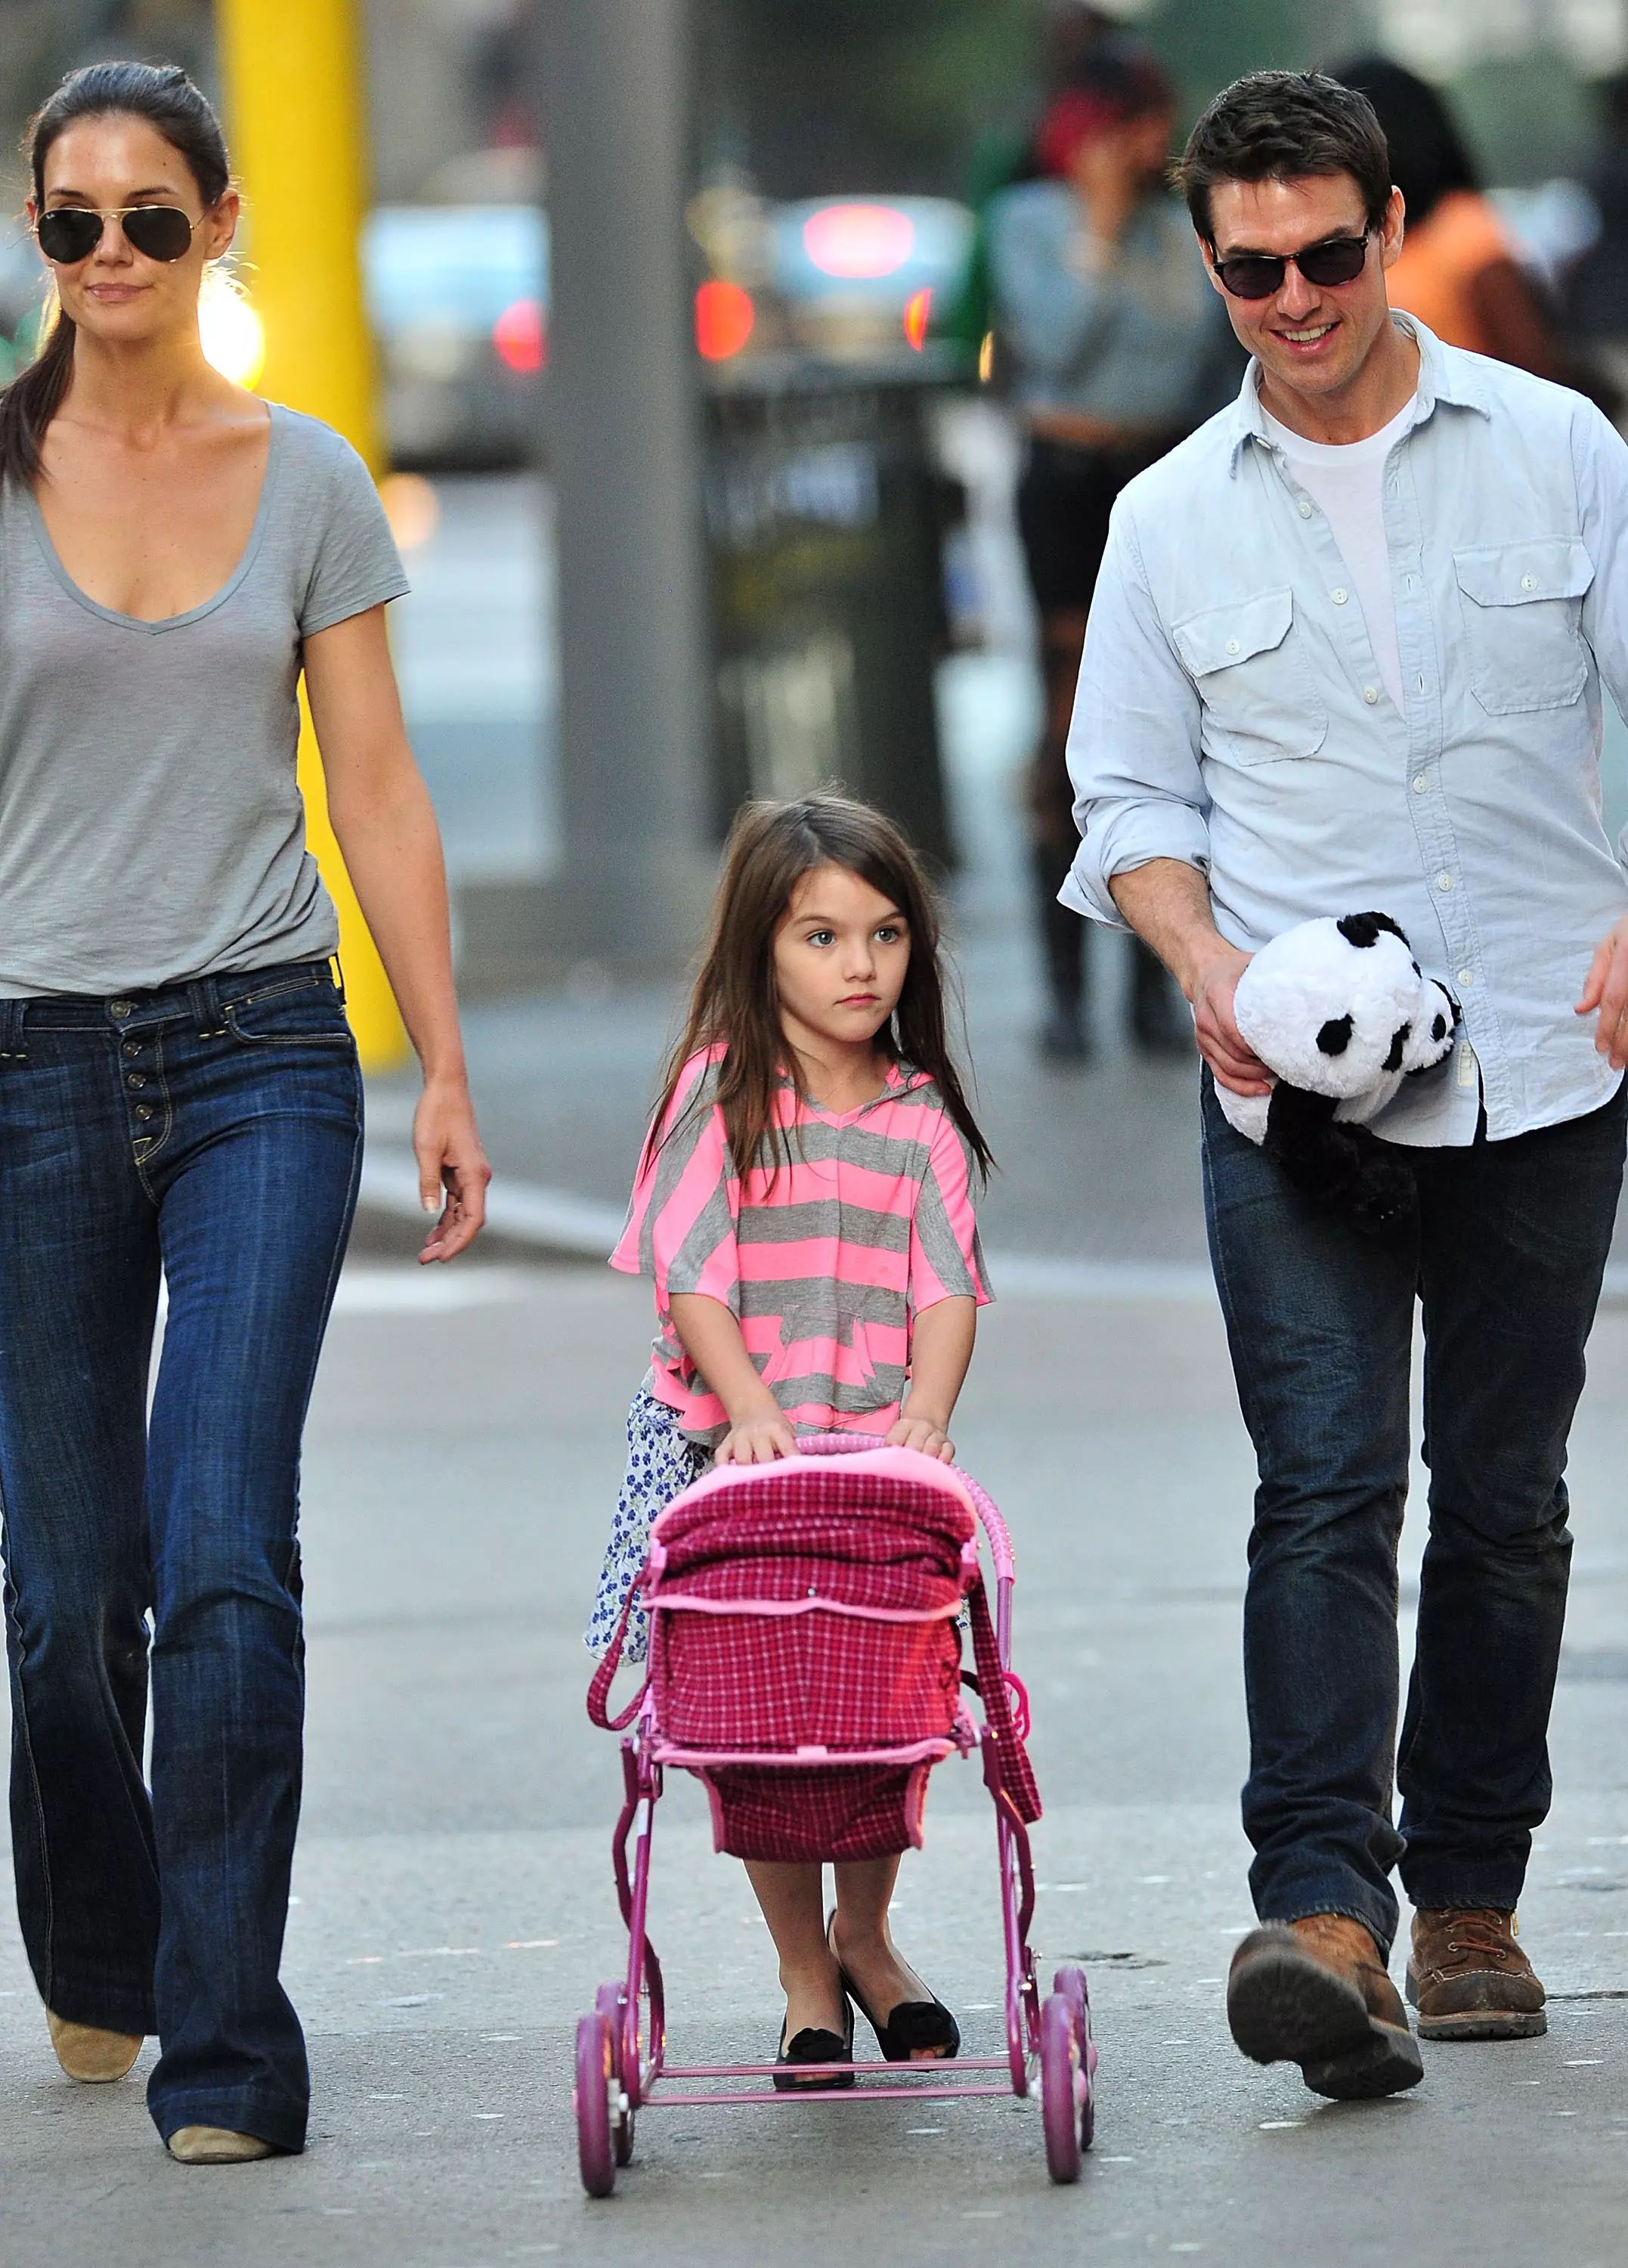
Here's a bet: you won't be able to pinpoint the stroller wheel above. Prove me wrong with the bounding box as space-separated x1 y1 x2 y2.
596 1984 637 2165
574 2012 617 2197
1040 1993 1083 2184
1053 1966 1096 2148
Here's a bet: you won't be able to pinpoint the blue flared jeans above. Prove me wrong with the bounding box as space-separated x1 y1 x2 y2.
0 960 361 2152
1200 1070 1627 1960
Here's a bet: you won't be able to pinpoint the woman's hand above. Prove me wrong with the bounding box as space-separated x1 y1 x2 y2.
413 1074 491 1263
887 1413 955 1463
714 1408 799 1465
1067 124 1142 247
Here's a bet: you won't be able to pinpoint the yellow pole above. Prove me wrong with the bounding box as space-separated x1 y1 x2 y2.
216 0 409 1070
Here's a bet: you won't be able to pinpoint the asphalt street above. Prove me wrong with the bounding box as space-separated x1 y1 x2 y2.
7 1269 1628 2263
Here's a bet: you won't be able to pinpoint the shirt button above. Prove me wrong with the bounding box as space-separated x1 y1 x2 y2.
1457 969 1475 987
110 999 132 1019
1436 871 1453 891
1412 774 1428 792
1332 587 1348 604
1521 573 1537 590
1225 637 1240 654
1363 686 1379 704
1298 498 1314 518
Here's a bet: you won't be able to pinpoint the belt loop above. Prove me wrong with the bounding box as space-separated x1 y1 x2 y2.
187 976 227 1039
0 999 25 1061
330 954 347 1006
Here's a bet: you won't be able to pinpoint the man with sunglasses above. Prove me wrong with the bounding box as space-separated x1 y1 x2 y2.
1062 70 1628 2100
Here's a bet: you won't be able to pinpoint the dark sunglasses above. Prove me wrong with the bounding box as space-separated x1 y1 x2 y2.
36 203 199 265
1212 229 1372 301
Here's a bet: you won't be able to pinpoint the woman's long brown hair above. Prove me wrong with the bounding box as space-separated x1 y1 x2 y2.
1 63 231 490
648 794 994 1185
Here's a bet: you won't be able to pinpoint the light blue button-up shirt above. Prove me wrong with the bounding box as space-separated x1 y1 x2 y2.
1063 315 1628 1145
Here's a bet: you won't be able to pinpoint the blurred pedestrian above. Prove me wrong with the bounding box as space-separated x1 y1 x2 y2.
1067 69 1628 2100
939 9 1125 418
986 44 1224 1061
1333 55 1565 377
1563 71 1628 365
588 795 990 2087
0 64 488 2162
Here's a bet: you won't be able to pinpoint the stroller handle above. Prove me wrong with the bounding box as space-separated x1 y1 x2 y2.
795 1432 1017 1586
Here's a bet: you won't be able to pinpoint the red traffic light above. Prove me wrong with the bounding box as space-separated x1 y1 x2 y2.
695 278 755 361
493 297 545 373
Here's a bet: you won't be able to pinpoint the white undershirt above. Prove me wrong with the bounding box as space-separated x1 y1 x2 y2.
1261 393 1417 715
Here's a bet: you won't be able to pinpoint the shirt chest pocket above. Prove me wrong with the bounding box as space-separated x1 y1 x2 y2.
1453 538 1592 715
1171 587 1329 764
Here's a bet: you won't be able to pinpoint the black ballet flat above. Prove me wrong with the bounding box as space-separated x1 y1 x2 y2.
828 1919 961 2064
772 2003 856 2093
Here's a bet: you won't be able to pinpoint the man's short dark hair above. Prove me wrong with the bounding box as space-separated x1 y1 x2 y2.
1178 70 1392 244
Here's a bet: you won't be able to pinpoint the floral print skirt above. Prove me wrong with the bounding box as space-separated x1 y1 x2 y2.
585 1385 709 1663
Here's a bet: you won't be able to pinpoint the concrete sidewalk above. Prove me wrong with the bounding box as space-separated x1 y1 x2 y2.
8 1265 1628 2266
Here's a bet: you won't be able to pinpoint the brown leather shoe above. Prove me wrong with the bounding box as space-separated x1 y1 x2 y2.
1227 1913 1424 2099
47 2009 143 2083
167 2126 279 2164
1407 1907 1546 2040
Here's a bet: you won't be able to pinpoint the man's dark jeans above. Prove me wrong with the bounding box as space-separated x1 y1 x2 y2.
0 962 361 2151
1200 1070 1627 1958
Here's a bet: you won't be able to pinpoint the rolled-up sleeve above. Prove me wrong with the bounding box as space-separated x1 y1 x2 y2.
1060 502 1211 928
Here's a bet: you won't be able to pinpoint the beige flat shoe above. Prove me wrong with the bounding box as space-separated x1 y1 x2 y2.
47 2009 143 2083
167 2126 277 2165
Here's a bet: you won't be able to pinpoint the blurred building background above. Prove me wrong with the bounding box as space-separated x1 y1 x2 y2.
0 0 1626 1054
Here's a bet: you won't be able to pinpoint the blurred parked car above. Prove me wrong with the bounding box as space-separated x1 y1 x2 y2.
689 188 977 374
361 204 547 471
0 218 45 380
770 196 975 367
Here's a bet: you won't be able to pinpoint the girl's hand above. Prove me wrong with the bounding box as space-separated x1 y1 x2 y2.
413 1075 491 1263
887 1414 955 1464
714 1407 799 1465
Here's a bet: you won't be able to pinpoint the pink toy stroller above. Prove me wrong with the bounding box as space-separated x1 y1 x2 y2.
577 1434 1097 2189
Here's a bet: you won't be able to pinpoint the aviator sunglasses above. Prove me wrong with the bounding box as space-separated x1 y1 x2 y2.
1212 228 1372 301
35 203 199 265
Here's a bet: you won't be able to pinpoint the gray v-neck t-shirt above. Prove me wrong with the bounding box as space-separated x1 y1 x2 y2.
0 402 409 996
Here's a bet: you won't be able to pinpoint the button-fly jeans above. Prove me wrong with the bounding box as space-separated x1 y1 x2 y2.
1200 1070 1627 1958
0 962 361 2151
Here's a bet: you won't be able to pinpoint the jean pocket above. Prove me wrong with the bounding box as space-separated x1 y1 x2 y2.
1171 586 1329 764
223 978 354 1049
1453 538 1593 714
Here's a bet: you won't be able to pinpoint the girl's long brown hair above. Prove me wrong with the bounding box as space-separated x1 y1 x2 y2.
648 794 994 1185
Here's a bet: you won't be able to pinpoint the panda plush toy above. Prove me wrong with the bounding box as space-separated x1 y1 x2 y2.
1215 911 1460 1232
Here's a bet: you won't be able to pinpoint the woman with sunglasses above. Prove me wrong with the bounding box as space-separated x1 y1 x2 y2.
986 43 1233 1064
0 62 487 2162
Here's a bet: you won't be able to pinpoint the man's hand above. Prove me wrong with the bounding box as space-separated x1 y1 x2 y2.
714 1408 799 1465
1108 860 1271 1095
1190 940 1273 1096
1577 914 1628 1068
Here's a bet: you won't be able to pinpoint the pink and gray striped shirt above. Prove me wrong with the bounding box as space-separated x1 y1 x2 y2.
613 1046 992 1445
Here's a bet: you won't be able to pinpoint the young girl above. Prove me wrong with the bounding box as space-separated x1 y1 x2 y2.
588 793 994 2087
